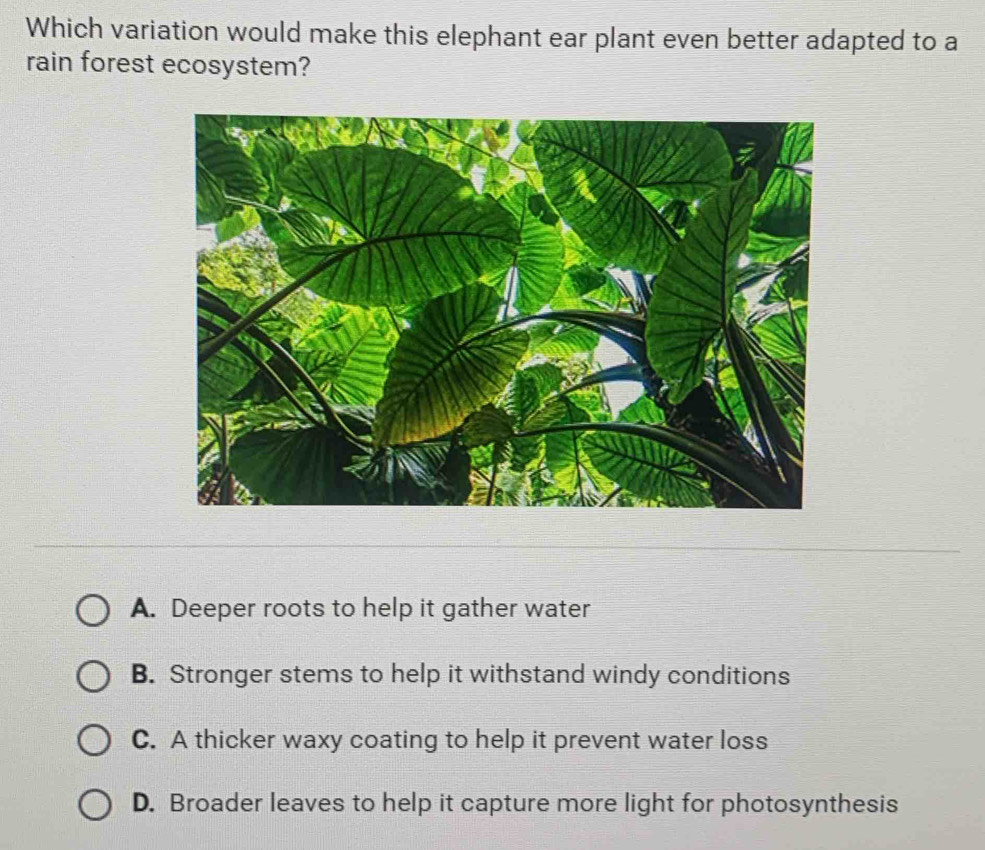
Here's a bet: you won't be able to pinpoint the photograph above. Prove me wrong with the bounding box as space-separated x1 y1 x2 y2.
197 116 811 507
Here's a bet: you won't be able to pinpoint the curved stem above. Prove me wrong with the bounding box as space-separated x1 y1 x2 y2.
470 309 645 342
198 291 371 447
201 464 231 505
223 195 281 215
202 414 224 447
198 249 350 364
631 271 652 307
198 317 325 431
558 364 646 398
546 309 646 337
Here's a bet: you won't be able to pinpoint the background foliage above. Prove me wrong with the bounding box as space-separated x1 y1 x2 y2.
197 116 811 507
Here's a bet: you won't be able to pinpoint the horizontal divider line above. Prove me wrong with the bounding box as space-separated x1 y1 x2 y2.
34 544 960 553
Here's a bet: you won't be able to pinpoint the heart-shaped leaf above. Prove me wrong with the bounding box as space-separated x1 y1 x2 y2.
535 121 731 273
280 145 520 306
646 171 758 403
374 285 528 445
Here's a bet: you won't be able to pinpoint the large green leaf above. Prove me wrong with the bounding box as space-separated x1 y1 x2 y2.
520 363 564 397
293 306 395 406
495 184 564 313
585 431 712 506
504 370 542 426
196 134 268 225
251 131 296 203
196 114 229 140
279 145 520 306
534 121 731 273
196 165 230 226
229 427 367 505
499 369 565 474
584 397 712 507
566 265 622 299
753 123 812 238
374 285 529 446
618 395 662 424
646 171 758 403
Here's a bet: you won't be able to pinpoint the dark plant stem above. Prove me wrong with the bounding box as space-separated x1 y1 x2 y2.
202 414 224 447
557 364 646 398
201 465 230 505
197 317 325 430
486 462 498 506
198 251 350 364
632 271 652 306
662 381 772 508
219 415 234 505
725 319 802 499
597 487 623 507
198 291 370 446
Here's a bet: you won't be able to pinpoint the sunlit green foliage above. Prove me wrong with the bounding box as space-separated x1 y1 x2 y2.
197 116 811 507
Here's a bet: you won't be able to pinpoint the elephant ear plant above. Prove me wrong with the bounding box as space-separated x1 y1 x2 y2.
197 116 810 507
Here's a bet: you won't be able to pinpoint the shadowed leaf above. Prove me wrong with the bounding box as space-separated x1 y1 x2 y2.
753 123 812 238
646 171 758 403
